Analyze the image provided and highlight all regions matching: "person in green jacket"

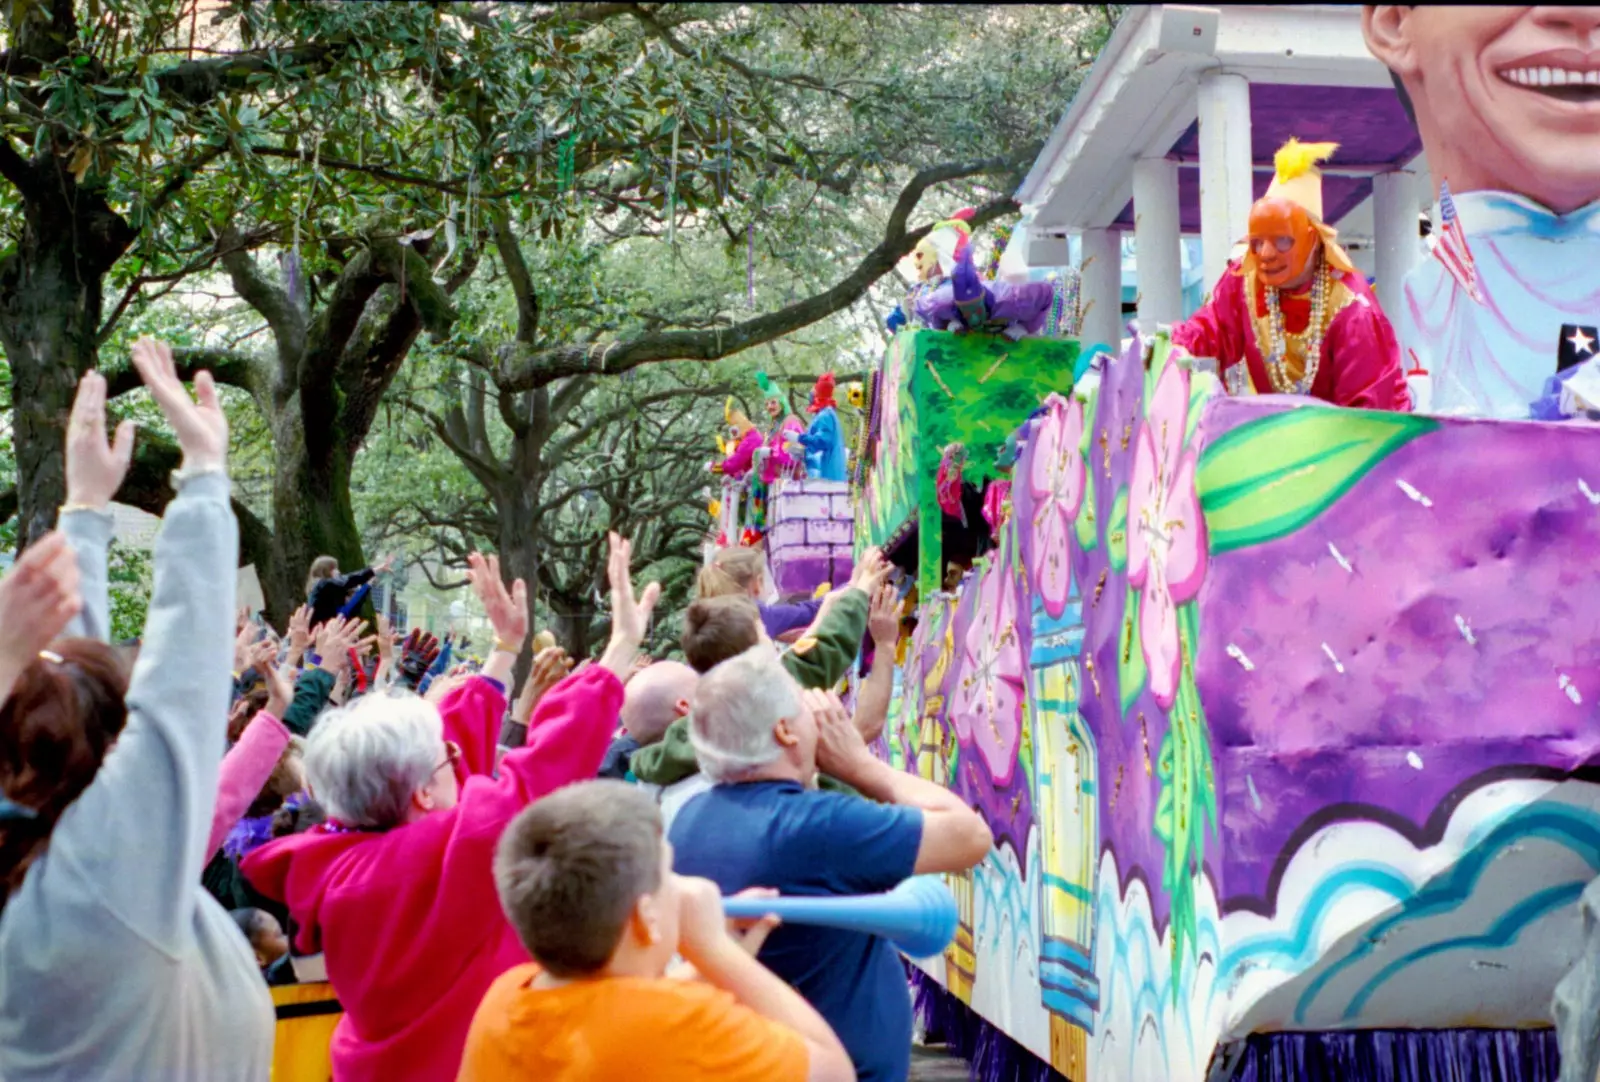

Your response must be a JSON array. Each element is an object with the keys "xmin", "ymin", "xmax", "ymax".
[{"xmin": 630, "ymin": 549, "xmax": 893, "ymax": 790}]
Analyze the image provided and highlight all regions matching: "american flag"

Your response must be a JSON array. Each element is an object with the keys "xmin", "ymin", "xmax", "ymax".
[{"xmin": 1428, "ymin": 180, "xmax": 1486, "ymax": 306}]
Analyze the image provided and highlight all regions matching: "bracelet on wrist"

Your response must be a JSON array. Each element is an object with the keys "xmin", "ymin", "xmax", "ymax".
[
  {"xmin": 59, "ymin": 502, "xmax": 110, "ymax": 516},
  {"xmin": 493, "ymin": 639, "xmax": 524, "ymax": 655}
]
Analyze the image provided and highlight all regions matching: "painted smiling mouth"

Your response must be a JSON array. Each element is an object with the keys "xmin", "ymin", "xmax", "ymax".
[{"xmin": 1499, "ymin": 66, "xmax": 1600, "ymax": 102}]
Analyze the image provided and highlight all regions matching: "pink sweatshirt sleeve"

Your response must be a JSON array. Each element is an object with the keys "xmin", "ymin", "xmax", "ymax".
[
  {"xmin": 436, "ymin": 674, "xmax": 508, "ymax": 780},
  {"xmin": 206, "ymin": 711, "xmax": 291, "ymax": 860},
  {"xmin": 436, "ymin": 667, "xmax": 621, "ymax": 902}
]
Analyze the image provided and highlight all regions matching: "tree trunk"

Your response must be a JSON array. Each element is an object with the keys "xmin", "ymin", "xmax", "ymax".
[
  {"xmin": 0, "ymin": 219, "xmax": 121, "ymax": 548},
  {"xmin": 268, "ymin": 410, "xmax": 367, "ymax": 624},
  {"xmin": 496, "ymin": 484, "xmax": 545, "ymax": 686}
]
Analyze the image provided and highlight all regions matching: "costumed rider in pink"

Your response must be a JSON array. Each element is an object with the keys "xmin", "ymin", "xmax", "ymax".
[
  {"xmin": 243, "ymin": 535, "xmax": 660, "ymax": 1082},
  {"xmin": 1172, "ymin": 139, "xmax": 1412, "ymax": 412},
  {"xmin": 757, "ymin": 370, "xmax": 806, "ymax": 485}
]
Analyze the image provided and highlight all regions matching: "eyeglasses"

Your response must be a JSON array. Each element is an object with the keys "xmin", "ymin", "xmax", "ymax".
[{"xmin": 432, "ymin": 740, "xmax": 462, "ymax": 778}]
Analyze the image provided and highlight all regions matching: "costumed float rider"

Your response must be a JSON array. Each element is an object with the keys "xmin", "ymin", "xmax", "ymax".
[
  {"xmin": 886, "ymin": 209, "xmax": 974, "ymax": 335},
  {"xmin": 757, "ymin": 370, "xmax": 807, "ymax": 486},
  {"xmin": 710, "ymin": 400, "xmax": 766, "ymax": 544},
  {"xmin": 1171, "ymin": 139, "xmax": 1412, "ymax": 411},
  {"xmin": 789, "ymin": 373, "xmax": 848, "ymax": 483}
]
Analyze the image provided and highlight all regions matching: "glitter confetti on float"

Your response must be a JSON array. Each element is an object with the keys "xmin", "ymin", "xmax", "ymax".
[
  {"xmin": 1406, "ymin": 751, "xmax": 1424, "ymax": 770},
  {"xmin": 1321, "ymin": 642, "xmax": 1345, "ymax": 674},
  {"xmin": 1327, "ymin": 543, "xmax": 1353, "ymax": 573},
  {"xmin": 1395, "ymin": 479, "xmax": 1433, "ymax": 508},
  {"xmin": 1580, "ymin": 478, "xmax": 1600, "ymax": 506},
  {"xmin": 1226, "ymin": 643, "xmax": 1255, "ymax": 671},
  {"xmin": 1455, "ymin": 614, "xmax": 1477, "ymax": 646},
  {"xmin": 1560, "ymin": 673, "xmax": 1583, "ymax": 705}
]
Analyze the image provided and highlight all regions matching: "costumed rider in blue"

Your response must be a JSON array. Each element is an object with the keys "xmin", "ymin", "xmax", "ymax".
[{"xmin": 788, "ymin": 372, "xmax": 848, "ymax": 483}]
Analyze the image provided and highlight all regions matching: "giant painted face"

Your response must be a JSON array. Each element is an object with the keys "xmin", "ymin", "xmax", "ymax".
[
  {"xmin": 1247, "ymin": 197, "xmax": 1321, "ymax": 289},
  {"xmin": 911, "ymin": 239, "xmax": 942, "ymax": 282},
  {"xmin": 1366, "ymin": 6, "xmax": 1600, "ymax": 215}
]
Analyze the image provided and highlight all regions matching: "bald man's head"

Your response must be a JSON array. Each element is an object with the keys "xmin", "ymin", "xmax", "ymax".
[{"xmin": 620, "ymin": 661, "xmax": 699, "ymax": 746}]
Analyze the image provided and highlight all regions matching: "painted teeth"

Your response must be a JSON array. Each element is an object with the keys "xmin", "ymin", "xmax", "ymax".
[{"xmin": 1501, "ymin": 67, "xmax": 1600, "ymax": 87}]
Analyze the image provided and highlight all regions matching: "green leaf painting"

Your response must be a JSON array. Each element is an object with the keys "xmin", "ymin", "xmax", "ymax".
[
  {"xmin": 1075, "ymin": 466, "xmax": 1099, "ymax": 552},
  {"xmin": 1153, "ymin": 602, "xmax": 1217, "ymax": 996},
  {"xmin": 1118, "ymin": 585, "xmax": 1146, "ymax": 721},
  {"xmin": 1106, "ymin": 485, "xmax": 1128, "ymax": 571},
  {"xmin": 1197, "ymin": 408, "xmax": 1439, "ymax": 553}
]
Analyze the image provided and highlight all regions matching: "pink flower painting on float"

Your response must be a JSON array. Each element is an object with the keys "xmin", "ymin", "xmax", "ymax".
[
  {"xmin": 1128, "ymin": 363, "xmax": 1208, "ymax": 710},
  {"xmin": 951, "ymin": 533, "xmax": 1026, "ymax": 787},
  {"xmin": 1027, "ymin": 392, "xmax": 1086, "ymax": 619}
]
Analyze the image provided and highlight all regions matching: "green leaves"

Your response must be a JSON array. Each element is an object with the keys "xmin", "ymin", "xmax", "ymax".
[
  {"xmin": 1197, "ymin": 407, "xmax": 1440, "ymax": 554},
  {"xmin": 1117, "ymin": 585, "xmax": 1145, "ymax": 720}
]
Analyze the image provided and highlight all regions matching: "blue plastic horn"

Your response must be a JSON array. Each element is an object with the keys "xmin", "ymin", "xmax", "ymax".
[{"xmin": 721, "ymin": 876, "xmax": 959, "ymax": 958}]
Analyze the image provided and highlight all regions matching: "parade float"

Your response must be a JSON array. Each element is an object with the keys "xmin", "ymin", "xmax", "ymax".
[{"xmin": 845, "ymin": 8, "xmax": 1600, "ymax": 1080}]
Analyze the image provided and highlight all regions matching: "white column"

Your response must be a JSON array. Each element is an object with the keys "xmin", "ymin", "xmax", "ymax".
[
  {"xmin": 1078, "ymin": 227, "xmax": 1121, "ymax": 349},
  {"xmin": 1131, "ymin": 157, "xmax": 1182, "ymax": 333},
  {"xmin": 1372, "ymin": 168, "xmax": 1419, "ymax": 321},
  {"xmin": 1196, "ymin": 70, "xmax": 1253, "ymax": 288}
]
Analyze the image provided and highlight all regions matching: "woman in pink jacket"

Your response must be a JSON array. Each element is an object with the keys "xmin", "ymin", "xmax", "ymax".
[{"xmin": 243, "ymin": 535, "xmax": 659, "ymax": 1082}]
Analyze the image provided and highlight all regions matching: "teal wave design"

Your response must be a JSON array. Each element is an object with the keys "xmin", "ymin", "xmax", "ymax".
[
  {"xmin": 1220, "ymin": 864, "xmax": 1417, "ymax": 976},
  {"xmin": 1344, "ymin": 881, "xmax": 1585, "ymax": 1019},
  {"xmin": 1096, "ymin": 864, "xmax": 1222, "ymax": 1075},
  {"xmin": 1290, "ymin": 805, "xmax": 1600, "ymax": 1025}
]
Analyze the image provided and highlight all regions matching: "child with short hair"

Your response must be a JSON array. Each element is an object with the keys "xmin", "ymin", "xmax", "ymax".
[{"xmin": 456, "ymin": 780, "xmax": 855, "ymax": 1082}]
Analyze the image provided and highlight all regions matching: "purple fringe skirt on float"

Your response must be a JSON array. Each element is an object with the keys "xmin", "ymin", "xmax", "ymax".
[
  {"xmin": 908, "ymin": 966, "xmax": 1563, "ymax": 1082},
  {"xmin": 1220, "ymin": 1030, "xmax": 1561, "ymax": 1082},
  {"xmin": 909, "ymin": 967, "xmax": 1068, "ymax": 1082}
]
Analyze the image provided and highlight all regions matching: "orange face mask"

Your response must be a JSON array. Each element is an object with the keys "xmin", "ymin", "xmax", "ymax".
[{"xmin": 1247, "ymin": 197, "xmax": 1320, "ymax": 289}]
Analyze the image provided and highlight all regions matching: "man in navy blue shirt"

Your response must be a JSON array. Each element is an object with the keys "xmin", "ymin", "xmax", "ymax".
[{"xmin": 670, "ymin": 645, "xmax": 992, "ymax": 1082}]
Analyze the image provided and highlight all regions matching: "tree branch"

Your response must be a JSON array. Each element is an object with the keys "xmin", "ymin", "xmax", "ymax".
[
  {"xmin": 221, "ymin": 239, "xmax": 307, "ymax": 383},
  {"xmin": 0, "ymin": 135, "xmax": 37, "ymax": 200},
  {"xmin": 153, "ymin": 38, "xmax": 353, "ymax": 107},
  {"xmin": 489, "ymin": 207, "xmax": 537, "ymax": 344},
  {"xmin": 103, "ymin": 347, "xmax": 264, "ymax": 400},
  {"xmin": 495, "ymin": 149, "xmax": 1037, "ymax": 392}
]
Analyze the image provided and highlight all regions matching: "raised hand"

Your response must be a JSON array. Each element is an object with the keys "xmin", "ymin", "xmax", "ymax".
[
  {"xmin": 848, "ymin": 546, "xmax": 890, "ymax": 596},
  {"xmin": 598, "ymin": 533, "xmax": 661, "ymax": 680},
  {"xmin": 375, "ymin": 614, "xmax": 396, "ymax": 665},
  {"xmin": 607, "ymin": 532, "xmax": 660, "ymax": 649},
  {"xmin": 396, "ymin": 628, "xmax": 441, "ymax": 689},
  {"xmin": 130, "ymin": 337, "xmax": 227, "ymax": 475},
  {"xmin": 313, "ymin": 616, "xmax": 368, "ymax": 674},
  {"xmin": 513, "ymin": 645, "xmax": 573, "ymax": 725},
  {"xmin": 467, "ymin": 552, "xmax": 528, "ymax": 652},
  {"xmin": 286, "ymin": 605, "xmax": 313, "ymax": 663},
  {"xmin": 0, "ymin": 533, "xmax": 83, "ymax": 707},
  {"xmin": 808, "ymin": 687, "xmax": 874, "ymax": 780},
  {"xmin": 868, "ymin": 583, "xmax": 901, "ymax": 648},
  {"xmin": 233, "ymin": 620, "xmax": 258, "ymax": 674},
  {"xmin": 262, "ymin": 658, "xmax": 293, "ymax": 719},
  {"xmin": 65, "ymin": 371, "xmax": 134, "ymax": 511}
]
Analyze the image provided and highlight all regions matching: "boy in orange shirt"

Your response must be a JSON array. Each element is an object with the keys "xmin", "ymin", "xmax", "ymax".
[{"xmin": 457, "ymin": 780, "xmax": 856, "ymax": 1082}]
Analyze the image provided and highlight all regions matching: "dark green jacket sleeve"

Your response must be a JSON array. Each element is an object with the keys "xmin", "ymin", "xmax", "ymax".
[
  {"xmin": 632, "ymin": 590, "xmax": 869, "ymax": 789},
  {"xmin": 783, "ymin": 588, "xmax": 868, "ymax": 690},
  {"xmin": 629, "ymin": 715, "xmax": 699, "ymax": 786},
  {"xmin": 281, "ymin": 667, "xmax": 336, "ymax": 738}
]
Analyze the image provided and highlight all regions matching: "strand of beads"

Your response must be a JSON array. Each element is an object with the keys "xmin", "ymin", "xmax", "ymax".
[{"xmin": 1264, "ymin": 262, "xmax": 1330, "ymax": 394}]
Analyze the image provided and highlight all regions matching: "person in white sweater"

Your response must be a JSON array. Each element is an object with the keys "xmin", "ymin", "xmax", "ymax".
[{"xmin": 0, "ymin": 339, "xmax": 273, "ymax": 1081}]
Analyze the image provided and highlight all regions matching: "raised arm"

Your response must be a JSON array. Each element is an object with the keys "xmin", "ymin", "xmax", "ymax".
[
  {"xmin": 852, "ymin": 584, "xmax": 901, "ymax": 743},
  {"xmin": 51, "ymin": 339, "xmax": 236, "ymax": 953},
  {"xmin": 812, "ymin": 689, "xmax": 992, "ymax": 875},
  {"xmin": 58, "ymin": 371, "xmax": 134, "ymax": 643}
]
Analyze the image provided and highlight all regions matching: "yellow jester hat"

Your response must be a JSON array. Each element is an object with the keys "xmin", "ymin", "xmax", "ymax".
[{"xmin": 1236, "ymin": 138, "xmax": 1357, "ymax": 276}]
